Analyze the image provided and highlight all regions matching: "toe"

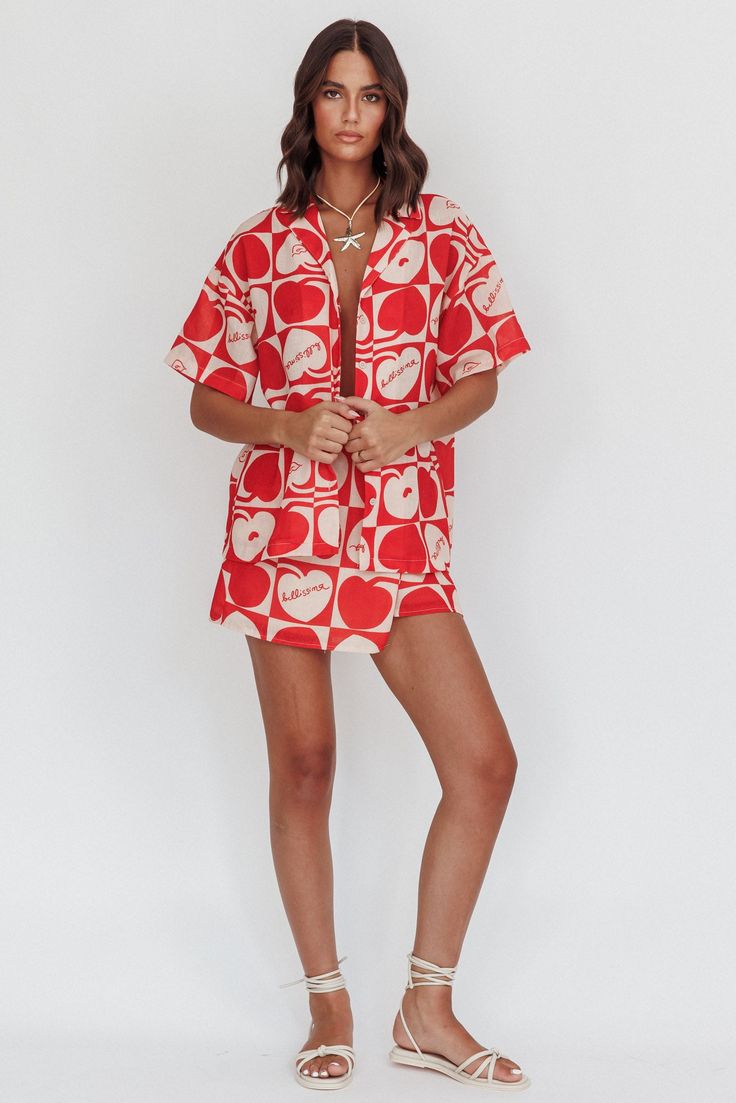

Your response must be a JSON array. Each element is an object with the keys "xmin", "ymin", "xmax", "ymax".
[
  {"xmin": 493, "ymin": 1056, "xmax": 524, "ymax": 1083},
  {"xmin": 463, "ymin": 1053, "xmax": 522, "ymax": 1083}
]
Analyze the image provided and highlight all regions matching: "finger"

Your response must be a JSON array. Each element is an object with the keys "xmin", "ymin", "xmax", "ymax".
[
  {"xmin": 343, "ymin": 422, "xmax": 364, "ymax": 442},
  {"xmin": 339, "ymin": 395, "xmax": 374, "ymax": 411},
  {"xmin": 323, "ymin": 427, "xmax": 351, "ymax": 447},
  {"xmin": 352, "ymin": 448, "xmax": 375, "ymax": 467},
  {"xmin": 321, "ymin": 436, "xmax": 347, "ymax": 454},
  {"xmin": 330, "ymin": 401, "xmax": 362, "ymax": 419},
  {"xmin": 330, "ymin": 412, "xmax": 361, "ymax": 433},
  {"xmin": 314, "ymin": 449, "xmax": 343, "ymax": 464},
  {"xmin": 308, "ymin": 435, "xmax": 342, "ymax": 457}
]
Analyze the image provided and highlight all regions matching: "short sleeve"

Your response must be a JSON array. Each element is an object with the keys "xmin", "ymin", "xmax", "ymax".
[
  {"xmin": 162, "ymin": 229, "xmax": 260, "ymax": 403},
  {"xmin": 435, "ymin": 206, "xmax": 531, "ymax": 393}
]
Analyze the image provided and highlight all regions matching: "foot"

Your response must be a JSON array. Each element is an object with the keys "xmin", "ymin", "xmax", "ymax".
[
  {"xmin": 393, "ymin": 984, "xmax": 524, "ymax": 1084},
  {"xmin": 298, "ymin": 987, "xmax": 354, "ymax": 1082}
]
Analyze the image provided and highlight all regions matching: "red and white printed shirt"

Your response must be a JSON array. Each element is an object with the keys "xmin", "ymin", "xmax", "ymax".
[{"xmin": 163, "ymin": 192, "xmax": 531, "ymax": 573}]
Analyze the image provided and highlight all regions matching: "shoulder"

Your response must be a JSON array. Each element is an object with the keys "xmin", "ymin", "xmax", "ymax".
[
  {"xmin": 215, "ymin": 205, "xmax": 278, "ymax": 279},
  {"xmin": 204, "ymin": 207, "xmax": 274, "ymax": 293},
  {"xmin": 415, "ymin": 192, "xmax": 472, "ymax": 230},
  {"xmin": 227, "ymin": 205, "xmax": 276, "ymax": 242}
]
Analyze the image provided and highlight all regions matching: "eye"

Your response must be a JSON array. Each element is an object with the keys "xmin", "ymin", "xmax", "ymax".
[{"xmin": 322, "ymin": 89, "xmax": 383, "ymax": 102}]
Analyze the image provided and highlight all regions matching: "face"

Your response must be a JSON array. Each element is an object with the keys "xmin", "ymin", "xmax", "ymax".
[{"xmin": 311, "ymin": 49, "xmax": 388, "ymax": 163}]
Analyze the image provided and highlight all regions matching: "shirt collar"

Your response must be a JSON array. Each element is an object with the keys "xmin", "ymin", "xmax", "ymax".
[{"xmin": 275, "ymin": 194, "xmax": 422, "ymax": 303}]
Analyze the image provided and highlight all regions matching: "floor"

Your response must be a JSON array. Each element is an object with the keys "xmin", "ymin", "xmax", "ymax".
[{"xmin": 1, "ymin": 1033, "xmax": 730, "ymax": 1102}]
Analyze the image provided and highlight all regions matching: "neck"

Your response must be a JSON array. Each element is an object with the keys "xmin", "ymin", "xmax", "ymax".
[{"xmin": 313, "ymin": 161, "xmax": 381, "ymax": 213}]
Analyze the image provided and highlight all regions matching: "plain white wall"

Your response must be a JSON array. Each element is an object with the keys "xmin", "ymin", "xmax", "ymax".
[{"xmin": 2, "ymin": 1, "xmax": 734, "ymax": 1099}]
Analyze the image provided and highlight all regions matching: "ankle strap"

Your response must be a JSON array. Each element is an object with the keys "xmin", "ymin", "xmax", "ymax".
[
  {"xmin": 406, "ymin": 951, "xmax": 457, "ymax": 988},
  {"xmin": 278, "ymin": 955, "xmax": 348, "ymax": 991}
]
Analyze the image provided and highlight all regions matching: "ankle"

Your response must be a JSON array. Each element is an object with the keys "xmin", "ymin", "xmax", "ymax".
[
  {"xmin": 309, "ymin": 989, "xmax": 352, "ymax": 1014},
  {"xmin": 403, "ymin": 985, "xmax": 453, "ymax": 1017}
]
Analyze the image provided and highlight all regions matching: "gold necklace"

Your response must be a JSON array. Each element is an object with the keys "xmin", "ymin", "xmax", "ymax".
[{"xmin": 313, "ymin": 177, "xmax": 382, "ymax": 251}]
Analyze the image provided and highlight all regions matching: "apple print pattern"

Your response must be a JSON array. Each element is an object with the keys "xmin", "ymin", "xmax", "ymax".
[
  {"xmin": 163, "ymin": 192, "xmax": 530, "ymax": 652},
  {"xmin": 209, "ymin": 447, "xmax": 462, "ymax": 652}
]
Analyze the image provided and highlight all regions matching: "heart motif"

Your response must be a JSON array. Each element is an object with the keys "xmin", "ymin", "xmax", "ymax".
[
  {"xmin": 231, "ymin": 512, "xmax": 276, "ymax": 561},
  {"xmin": 384, "ymin": 469, "xmax": 418, "ymax": 519},
  {"xmin": 277, "ymin": 568, "xmax": 334, "ymax": 621}
]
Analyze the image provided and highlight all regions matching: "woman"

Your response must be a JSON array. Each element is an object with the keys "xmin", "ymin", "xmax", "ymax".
[{"xmin": 163, "ymin": 18, "xmax": 531, "ymax": 1092}]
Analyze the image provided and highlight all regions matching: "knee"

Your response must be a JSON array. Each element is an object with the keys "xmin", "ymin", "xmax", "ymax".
[
  {"xmin": 456, "ymin": 743, "xmax": 518, "ymax": 801},
  {"xmin": 273, "ymin": 743, "xmax": 336, "ymax": 806},
  {"xmin": 482, "ymin": 745, "xmax": 518, "ymax": 790}
]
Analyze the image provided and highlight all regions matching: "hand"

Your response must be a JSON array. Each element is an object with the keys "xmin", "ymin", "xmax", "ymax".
[
  {"xmin": 283, "ymin": 400, "xmax": 360, "ymax": 464},
  {"xmin": 339, "ymin": 395, "xmax": 417, "ymax": 473}
]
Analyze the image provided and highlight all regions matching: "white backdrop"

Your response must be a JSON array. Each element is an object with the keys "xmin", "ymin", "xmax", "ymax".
[{"xmin": 2, "ymin": 1, "xmax": 734, "ymax": 1100}]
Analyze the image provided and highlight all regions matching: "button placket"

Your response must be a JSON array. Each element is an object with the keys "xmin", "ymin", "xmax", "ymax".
[
  {"xmin": 332, "ymin": 298, "xmax": 342, "ymax": 401},
  {"xmin": 273, "ymin": 200, "xmax": 424, "ymax": 573}
]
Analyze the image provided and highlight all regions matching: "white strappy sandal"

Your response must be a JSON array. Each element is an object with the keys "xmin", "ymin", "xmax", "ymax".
[
  {"xmin": 388, "ymin": 952, "xmax": 531, "ymax": 1091},
  {"xmin": 278, "ymin": 954, "xmax": 356, "ymax": 1090}
]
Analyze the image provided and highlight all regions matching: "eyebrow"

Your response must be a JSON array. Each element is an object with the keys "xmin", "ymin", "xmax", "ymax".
[{"xmin": 320, "ymin": 80, "xmax": 384, "ymax": 91}]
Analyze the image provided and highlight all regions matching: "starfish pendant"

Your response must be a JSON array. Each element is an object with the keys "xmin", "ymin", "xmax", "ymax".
[{"xmin": 334, "ymin": 227, "xmax": 365, "ymax": 251}]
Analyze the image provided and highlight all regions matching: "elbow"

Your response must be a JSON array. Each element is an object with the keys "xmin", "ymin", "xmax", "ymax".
[
  {"xmin": 472, "ymin": 368, "xmax": 499, "ymax": 414},
  {"xmin": 189, "ymin": 382, "xmax": 212, "ymax": 432},
  {"xmin": 189, "ymin": 394, "xmax": 204, "ymax": 431}
]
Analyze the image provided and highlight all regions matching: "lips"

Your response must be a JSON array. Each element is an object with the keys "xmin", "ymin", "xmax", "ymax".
[{"xmin": 336, "ymin": 132, "xmax": 362, "ymax": 141}]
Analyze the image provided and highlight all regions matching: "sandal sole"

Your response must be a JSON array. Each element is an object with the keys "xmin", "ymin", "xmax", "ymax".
[{"xmin": 389, "ymin": 1045, "xmax": 531, "ymax": 1090}]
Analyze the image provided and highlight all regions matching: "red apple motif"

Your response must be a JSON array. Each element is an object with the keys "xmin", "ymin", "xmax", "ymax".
[
  {"xmin": 337, "ymin": 575, "xmax": 394, "ymax": 629},
  {"xmin": 226, "ymin": 563, "xmax": 272, "ymax": 609}
]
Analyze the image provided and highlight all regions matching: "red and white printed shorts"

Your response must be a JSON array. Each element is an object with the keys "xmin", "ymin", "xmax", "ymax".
[{"xmin": 208, "ymin": 454, "xmax": 463, "ymax": 653}]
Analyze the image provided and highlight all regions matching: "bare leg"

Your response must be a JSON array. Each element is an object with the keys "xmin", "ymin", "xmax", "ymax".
[
  {"xmin": 246, "ymin": 635, "xmax": 353, "ymax": 1081},
  {"xmin": 371, "ymin": 611, "xmax": 525, "ymax": 1083}
]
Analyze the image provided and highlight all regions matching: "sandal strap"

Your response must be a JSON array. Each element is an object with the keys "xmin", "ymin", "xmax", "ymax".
[
  {"xmin": 406, "ymin": 951, "xmax": 457, "ymax": 988},
  {"xmin": 399, "ymin": 953, "xmax": 516, "ymax": 1083},
  {"xmin": 455, "ymin": 1047, "xmax": 500, "ymax": 1079},
  {"xmin": 398, "ymin": 951, "xmax": 458, "ymax": 1059},
  {"xmin": 296, "ymin": 1042, "xmax": 355, "ymax": 1072},
  {"xmin": 278, "ymin": 954, "xmax": 348, "ymax": 991}
]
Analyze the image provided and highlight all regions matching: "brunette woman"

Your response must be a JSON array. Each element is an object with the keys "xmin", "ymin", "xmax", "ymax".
[{"xmin": 164, "ymin": 18, "xmax": 532, "ymax": 1091}]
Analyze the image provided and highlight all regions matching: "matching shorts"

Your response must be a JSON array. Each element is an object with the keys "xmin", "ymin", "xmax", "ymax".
[{"xmin": 208, "ymin": 452, "xmax": 463, "ymax": 653}]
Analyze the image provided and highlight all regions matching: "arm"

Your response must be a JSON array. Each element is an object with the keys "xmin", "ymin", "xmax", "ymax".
[
  {"xmin": 402, "ymin": 370, "xmax": 498, "ymax": 448},
  {"xmin": 190, "ymin": 382, "xmax": 360, "ymax": 461},
  {"xmin": 189, "ymin": 381, "xmax": 290, "ymax": 446},
  {"xmin": 341, "ymin": 372, "xmax": 498, "ymax": 471},
  {"xmin": 400, "ymin": 202, "xmax": 530, "ymax": 452}
]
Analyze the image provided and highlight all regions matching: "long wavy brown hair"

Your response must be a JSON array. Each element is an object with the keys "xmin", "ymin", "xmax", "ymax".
[{"xmin": 275, "ymin": 19, "xmax": 428, "ymax": 224}]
